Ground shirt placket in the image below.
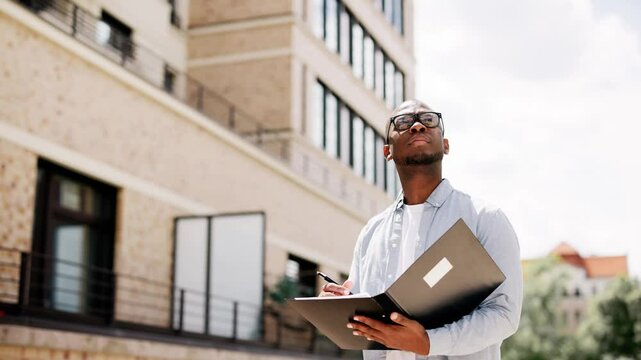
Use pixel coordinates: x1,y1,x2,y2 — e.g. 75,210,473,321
384,207,403,289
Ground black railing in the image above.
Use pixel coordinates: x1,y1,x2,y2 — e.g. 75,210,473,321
12,0,388,217
0,246,356,357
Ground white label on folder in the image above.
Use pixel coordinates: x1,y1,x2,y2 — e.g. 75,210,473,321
423,257,453,288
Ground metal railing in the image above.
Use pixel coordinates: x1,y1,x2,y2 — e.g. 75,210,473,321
0,246,357,357
12,0,390,217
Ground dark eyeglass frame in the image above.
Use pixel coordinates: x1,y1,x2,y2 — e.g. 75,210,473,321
385,111,444,144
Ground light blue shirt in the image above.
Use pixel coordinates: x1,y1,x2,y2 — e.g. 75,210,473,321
348,179,523,360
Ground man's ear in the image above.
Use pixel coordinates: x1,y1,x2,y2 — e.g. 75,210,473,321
383,144,393,160
443,138,450,155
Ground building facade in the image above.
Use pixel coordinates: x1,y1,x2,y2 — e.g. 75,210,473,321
0,0,414,358
524,242,628,333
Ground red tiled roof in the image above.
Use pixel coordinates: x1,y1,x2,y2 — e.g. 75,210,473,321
583,256,628,278
546,242,628,278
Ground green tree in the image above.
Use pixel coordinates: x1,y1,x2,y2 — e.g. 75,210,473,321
577,276,641,360
502,256,579,360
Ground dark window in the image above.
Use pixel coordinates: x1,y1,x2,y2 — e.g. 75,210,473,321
31,160,117,320
163,64,176,93
168,0,181,28
286,254,318,297
574,287,581,297
100,10,133,59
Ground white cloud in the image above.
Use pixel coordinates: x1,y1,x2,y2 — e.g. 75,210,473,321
415,0,641,277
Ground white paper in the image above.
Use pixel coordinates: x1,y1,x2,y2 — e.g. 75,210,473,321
423,257,453,288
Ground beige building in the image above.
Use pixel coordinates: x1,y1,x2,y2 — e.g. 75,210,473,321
523,242,628,333
0,0,414,359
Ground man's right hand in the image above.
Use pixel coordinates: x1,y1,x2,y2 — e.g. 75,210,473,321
319,280,353,297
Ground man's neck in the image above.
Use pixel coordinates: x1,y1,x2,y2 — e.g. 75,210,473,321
398,164,443,205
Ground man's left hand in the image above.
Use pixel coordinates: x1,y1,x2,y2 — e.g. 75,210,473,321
347,312,430,355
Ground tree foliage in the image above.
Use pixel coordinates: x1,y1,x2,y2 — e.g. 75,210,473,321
577,276,641,360
503,256,641,360
502,256,578,360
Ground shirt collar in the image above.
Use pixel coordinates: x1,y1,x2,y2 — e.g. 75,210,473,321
393,178,453,210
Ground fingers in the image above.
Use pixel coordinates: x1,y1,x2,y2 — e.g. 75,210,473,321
321,283,351,296
390,312,407,325
342,279,353,290
348,316,386,341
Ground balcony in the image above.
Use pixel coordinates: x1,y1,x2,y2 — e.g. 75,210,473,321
0,246,357,357
9,0,389,217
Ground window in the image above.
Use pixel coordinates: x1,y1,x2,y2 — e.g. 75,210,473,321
374,47,385,98
375,0,404,34
385,57,395,108
383,0,394,23
313,1,405,108
363,35,375,89
395,69,405,107
313,81,393,193
312,82,325,148
168,0,181,28
313,0,325,38
99,11,133,60
287,254,318,297
364,127,375,183
339,104,351,166
325,0,339,53
31,160,117,318
375,136,385,188
393,0,403,34
163,64,176,93
325,92,338,158
386,160,397,197
351,21,364,79
352,115,364,177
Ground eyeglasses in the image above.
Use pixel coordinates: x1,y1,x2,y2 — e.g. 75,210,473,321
389,112,443,132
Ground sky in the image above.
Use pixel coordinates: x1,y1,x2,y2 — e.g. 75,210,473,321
414,0,641,278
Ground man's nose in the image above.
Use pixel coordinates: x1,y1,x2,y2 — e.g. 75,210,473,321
409,121,427,133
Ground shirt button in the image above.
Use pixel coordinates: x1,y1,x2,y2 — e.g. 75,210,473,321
387,274,392,279
391,243,397,248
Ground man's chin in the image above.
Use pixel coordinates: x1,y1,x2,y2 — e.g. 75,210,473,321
403,152,444,166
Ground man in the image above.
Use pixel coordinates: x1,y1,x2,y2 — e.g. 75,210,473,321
321,100,523,359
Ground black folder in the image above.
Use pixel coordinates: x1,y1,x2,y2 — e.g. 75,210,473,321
286,219,506,350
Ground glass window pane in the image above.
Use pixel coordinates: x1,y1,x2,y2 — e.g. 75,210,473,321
339,5,351,63
363,35,375,89
375,47,385,99
59,178,82,211
385,58,395,108
339,104,351,166
312,82,324,149
325,92,338,158
351,22,363,79
313,0,324,39
384,0,393,23
393,0,403,34
386,158,396,197
395,69,405,107
376,136,385,188
325,0,338,53
53,225,88,313
364,126,375,184
352,116,364,176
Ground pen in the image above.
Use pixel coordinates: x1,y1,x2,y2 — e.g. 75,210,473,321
317,271,353,295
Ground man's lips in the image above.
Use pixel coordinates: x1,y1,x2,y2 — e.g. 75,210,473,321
408,136,430,145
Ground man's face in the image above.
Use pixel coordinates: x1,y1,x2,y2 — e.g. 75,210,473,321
384,101,449,166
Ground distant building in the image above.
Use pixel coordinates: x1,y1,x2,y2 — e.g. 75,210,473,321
524,242,628,332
